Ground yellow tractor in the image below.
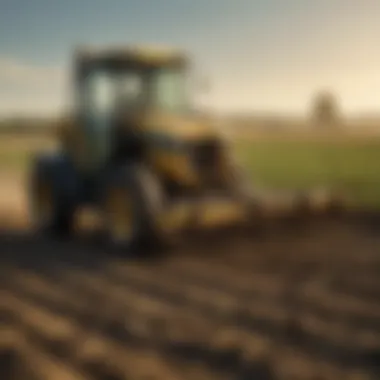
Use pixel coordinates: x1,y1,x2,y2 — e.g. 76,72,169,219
28,45,343,251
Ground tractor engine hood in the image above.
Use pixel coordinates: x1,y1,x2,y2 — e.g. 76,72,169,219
141,112,220,143
140,111,230,187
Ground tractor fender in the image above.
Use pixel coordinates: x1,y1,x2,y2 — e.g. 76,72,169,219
29,152,81,207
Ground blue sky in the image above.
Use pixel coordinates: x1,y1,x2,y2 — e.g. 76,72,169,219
0,0,379,116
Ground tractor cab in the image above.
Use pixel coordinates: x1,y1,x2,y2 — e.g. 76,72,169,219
64,46,193,172
75,46,190,117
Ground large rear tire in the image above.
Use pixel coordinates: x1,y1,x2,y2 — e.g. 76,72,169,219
29,156,76,237
102,164,171,254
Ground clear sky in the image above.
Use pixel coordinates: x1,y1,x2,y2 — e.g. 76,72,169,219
0,0,379,116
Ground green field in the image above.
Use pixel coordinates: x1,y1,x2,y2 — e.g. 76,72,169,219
1,132,380,208
234,136,380,208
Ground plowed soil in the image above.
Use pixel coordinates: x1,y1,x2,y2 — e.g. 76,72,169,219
1,197,380,379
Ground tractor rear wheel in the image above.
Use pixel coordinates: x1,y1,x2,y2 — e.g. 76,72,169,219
29,163,75,237
102,164,171,254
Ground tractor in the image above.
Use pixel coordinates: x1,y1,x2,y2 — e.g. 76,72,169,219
28,45,343,252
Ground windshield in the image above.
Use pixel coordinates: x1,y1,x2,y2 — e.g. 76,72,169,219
84,69,145,117
83,66,190,116
150,68,189,113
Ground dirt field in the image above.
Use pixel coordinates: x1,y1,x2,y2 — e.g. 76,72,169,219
1,185,380,379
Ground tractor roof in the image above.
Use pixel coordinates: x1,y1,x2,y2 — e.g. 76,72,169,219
75,45,188,69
